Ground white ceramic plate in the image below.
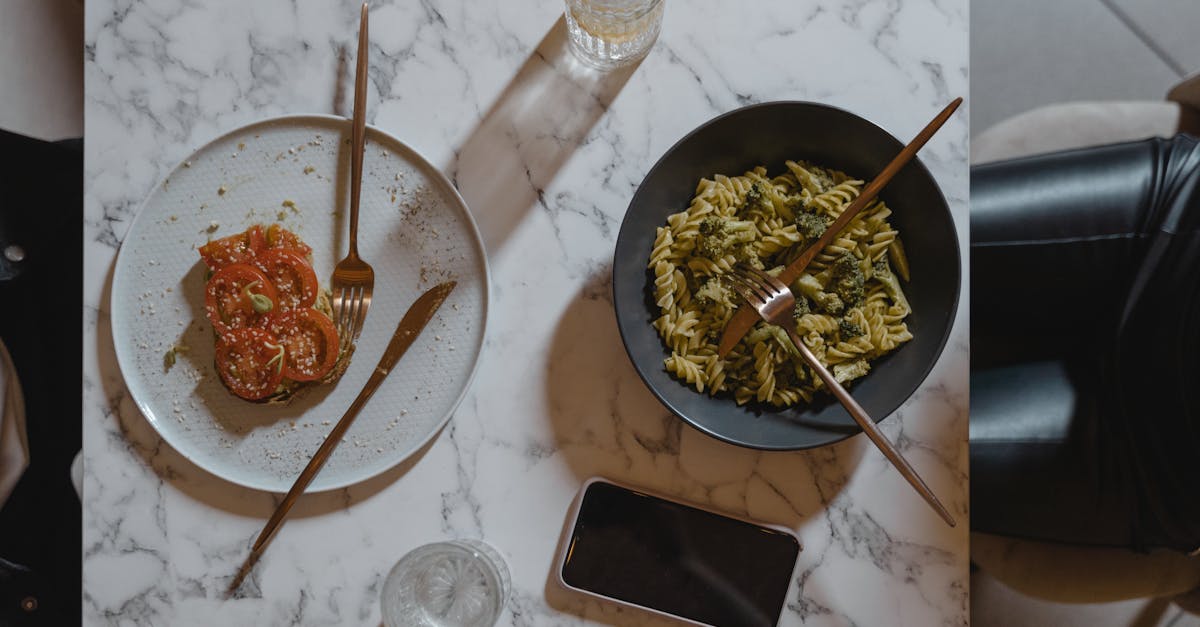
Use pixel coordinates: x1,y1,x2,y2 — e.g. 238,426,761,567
111,115,488,492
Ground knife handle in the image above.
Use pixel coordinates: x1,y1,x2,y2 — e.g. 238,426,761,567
250,366,384,553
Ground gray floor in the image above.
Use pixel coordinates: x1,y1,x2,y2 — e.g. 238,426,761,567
970,0,1200,624
971,0,1199,135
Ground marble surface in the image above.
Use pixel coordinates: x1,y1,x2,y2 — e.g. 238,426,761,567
83,0,969,625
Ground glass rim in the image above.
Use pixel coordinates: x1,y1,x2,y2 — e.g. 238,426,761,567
567,0,665,20
389,540,505,575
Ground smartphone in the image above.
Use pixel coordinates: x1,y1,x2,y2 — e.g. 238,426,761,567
554,478,801,627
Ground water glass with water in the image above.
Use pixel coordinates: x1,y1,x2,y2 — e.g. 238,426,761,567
565,0,665,69
380,539,511,627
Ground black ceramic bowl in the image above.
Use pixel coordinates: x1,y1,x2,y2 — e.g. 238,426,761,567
613,101,960,450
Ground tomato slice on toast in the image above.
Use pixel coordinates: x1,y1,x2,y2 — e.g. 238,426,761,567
257,309,339,381
198,225,266,270
265,223,313,257
205,263,277,336
253,248,319,310
215,327,285,401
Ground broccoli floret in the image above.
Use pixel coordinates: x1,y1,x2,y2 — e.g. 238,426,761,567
828,253,865,308
794,212,828,242
792,273,845,315
743,184,763,207
694,277,734,308
744,324,774,347
814,292,844,316
838,318,864,339
793,273,823,298
742,183,771,214
832,359,871,384
792,295,812,321
873,259,889,278
732,242,764,268
744,324,798,356
698,215,723,236
811,168,836,193
698,216,758,259
872,258,911,312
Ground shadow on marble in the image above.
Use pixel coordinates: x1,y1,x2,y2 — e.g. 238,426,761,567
539,268,870,622
543,266,866,506
95,259,434,520
447,15,638,254
332,43,349,118
539,267,869,622
543,574,688,627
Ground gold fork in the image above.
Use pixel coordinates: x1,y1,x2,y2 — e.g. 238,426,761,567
332,2,375,345
727,264,956,527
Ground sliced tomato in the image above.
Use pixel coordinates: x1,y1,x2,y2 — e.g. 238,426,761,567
265,223,313,257
257,309,339,381
199,225,267,270
253,248,318,310
215,327,285,400
204,263,278,336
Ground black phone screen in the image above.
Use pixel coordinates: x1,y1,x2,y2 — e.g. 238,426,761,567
560,481,799,627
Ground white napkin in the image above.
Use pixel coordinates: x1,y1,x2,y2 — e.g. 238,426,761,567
0,338,29,510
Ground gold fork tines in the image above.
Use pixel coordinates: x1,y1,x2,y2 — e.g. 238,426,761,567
333,272,372,345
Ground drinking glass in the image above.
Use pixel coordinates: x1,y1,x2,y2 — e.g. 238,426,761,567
380,539,511,627
564,0,665,69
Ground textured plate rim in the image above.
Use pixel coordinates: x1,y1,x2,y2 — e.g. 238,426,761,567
110,113,491,492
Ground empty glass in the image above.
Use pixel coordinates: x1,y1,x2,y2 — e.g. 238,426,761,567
565,0,665,69
380,540,511,627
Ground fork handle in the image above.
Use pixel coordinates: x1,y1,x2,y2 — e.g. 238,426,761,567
781,326,956,527
348,2,369,257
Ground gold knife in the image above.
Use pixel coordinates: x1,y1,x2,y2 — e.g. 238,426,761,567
239,281,456,575
716,98,962,358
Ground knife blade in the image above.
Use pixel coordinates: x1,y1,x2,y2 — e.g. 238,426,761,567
250,280,456,554
716,97,961,358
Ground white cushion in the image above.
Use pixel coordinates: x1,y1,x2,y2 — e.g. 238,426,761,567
971,101,1181,164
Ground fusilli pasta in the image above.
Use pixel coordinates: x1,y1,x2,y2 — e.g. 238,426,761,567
646,160,914,407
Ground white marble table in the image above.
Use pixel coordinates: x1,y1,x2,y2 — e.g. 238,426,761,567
83,0,969,624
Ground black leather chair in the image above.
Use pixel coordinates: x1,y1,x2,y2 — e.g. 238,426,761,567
969,84,1200,605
